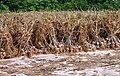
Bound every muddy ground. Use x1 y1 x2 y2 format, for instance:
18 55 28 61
0 50 120 76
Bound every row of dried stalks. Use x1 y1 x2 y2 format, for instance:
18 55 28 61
0 11 120 59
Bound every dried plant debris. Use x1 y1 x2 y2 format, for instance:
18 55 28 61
0 11 120 58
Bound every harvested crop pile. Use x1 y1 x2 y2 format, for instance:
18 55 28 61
0 11 120 59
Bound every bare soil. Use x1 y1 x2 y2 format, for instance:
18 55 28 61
0 50 120 76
